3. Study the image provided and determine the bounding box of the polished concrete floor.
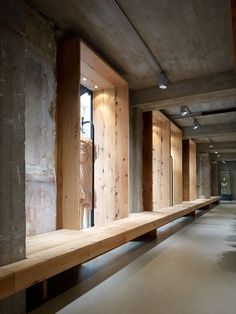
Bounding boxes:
[31,203,236,314]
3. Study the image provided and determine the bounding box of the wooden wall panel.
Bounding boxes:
[93,85,129,226]
[142,112,153,211]
[152,111,171,210]
[189,140,197,200]
[183,139,197,201]
[171,123,183,205]
[57,38,81,229]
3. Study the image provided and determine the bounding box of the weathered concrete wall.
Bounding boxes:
[0,1,26,312]
[25,7,56,235]
[197,152,211,199]
[211,161,219,196]
[129,106,143,212]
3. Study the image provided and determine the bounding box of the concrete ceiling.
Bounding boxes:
[31,0,236,153]
[31,0,234,89]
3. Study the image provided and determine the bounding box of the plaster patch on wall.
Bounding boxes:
[25,6,56,236]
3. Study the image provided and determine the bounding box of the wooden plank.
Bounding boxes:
[142,112,153,211]
[93,85,129,225]
[183,139,197,201]
[0,197,220,300]
[183,139,190,201]
[0,269,15,300]
[171,123,183,205]
[57,38,81,229]
[189,140,197,200]
[80,41,126,88]
[115,85,129,218]
[93,89,116,225]
[81,60,113,91]
[152,111,171,210]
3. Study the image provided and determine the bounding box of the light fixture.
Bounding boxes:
[192,118,200,130]
[159,71,168,89]
[94,85,98,89]
[82,77,87,81]
[217,154,221,158]
[180,106,188,116]
[214,151,218,154]
[209,143,213,148]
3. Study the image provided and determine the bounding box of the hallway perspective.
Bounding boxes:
[31,203,236,314]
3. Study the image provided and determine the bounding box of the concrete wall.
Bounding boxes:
[197,152,211,199]
[25,7,57,236]
[129,107,143,212]
[219,161,236,200]
[0,1,26,312]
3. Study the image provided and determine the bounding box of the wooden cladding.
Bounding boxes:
[93,85,129,225]
[171,123,183,205]
[57,39,129,229]
[143,111,183,211]
[57,38,81,229]
[152,111,171,210]
[183,139,197,201]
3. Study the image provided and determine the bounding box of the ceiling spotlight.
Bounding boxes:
[217,154,221,158]
[94,85,98,89]
[82,77,87,81]
[180,106,188,116]
[214,151,218,154]
[159,71,168,89]
[209,143,213,148]
[192,118,200,130]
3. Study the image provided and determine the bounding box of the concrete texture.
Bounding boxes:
[129,107,143,213]
[30,203,236,314]
[197,153,211,199]
[0,0,26,312]
[211,161,219,196]
[30,0,234,89]
[219,161,236,200]
[25,6,57,236]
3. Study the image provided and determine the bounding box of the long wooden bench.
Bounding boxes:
[0,196,219,300]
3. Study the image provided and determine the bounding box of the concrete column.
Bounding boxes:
[0,1,26,313]
[211,161,219,196]
[129,106,143,212]
[198,153,211,199]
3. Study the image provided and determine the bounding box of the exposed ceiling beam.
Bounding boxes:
[210,152,236,161]
[169,107,236,120]
[182,122,236,139]
[197,142,236,152]
[132,71,236,110]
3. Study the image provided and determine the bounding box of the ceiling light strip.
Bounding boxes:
[111,0,165,75]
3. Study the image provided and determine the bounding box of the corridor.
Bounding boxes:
[31,203,236,314]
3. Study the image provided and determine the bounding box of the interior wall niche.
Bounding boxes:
[143,111,175,211]
[183,139,197,201]
[142,112,153,211]
[57,39,129,229]
[171,123,183,205]
[218,161,236,200]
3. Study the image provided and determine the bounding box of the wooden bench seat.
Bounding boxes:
[0,196,220,300]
